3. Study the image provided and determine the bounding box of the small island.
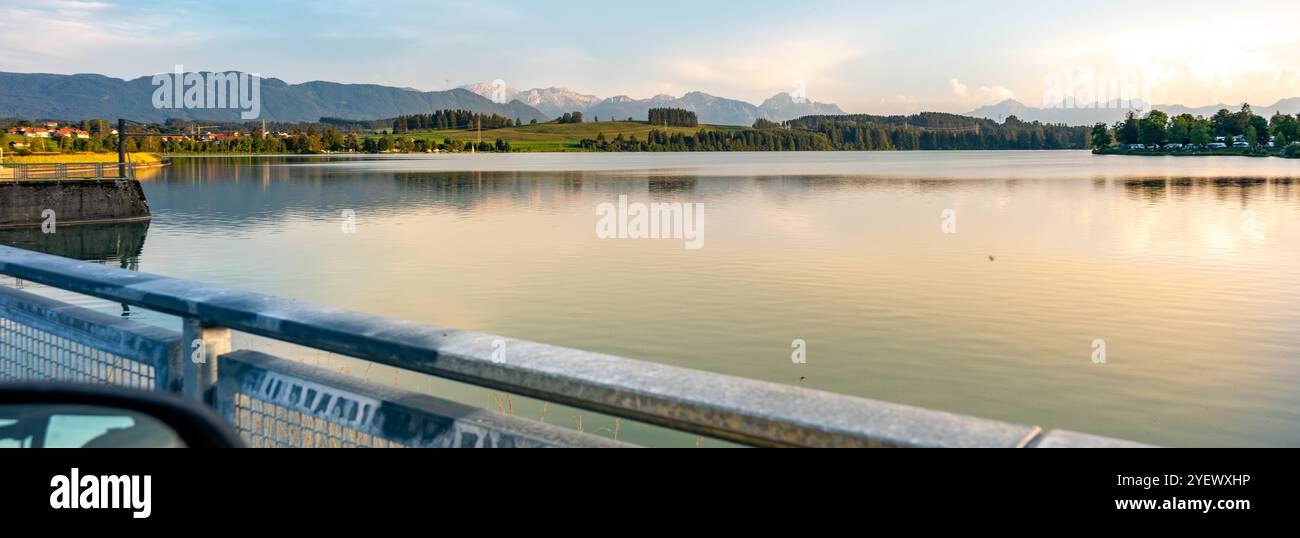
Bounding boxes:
[1090,104,1300,159]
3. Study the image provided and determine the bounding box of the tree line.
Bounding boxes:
[580,128,833,151]
[0,122,516,156]
[648,108,699,127]
[788,113,1089,150]
[390,110,520,132]
[577,113,1089,152]
[1092,104,1300,150]
[0,113,528,156]
[2,110,1097,156]
[557,111,584,124]
[767,113,1088,150]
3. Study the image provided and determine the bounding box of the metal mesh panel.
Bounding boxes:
[0,316,156,389]
[230,394,404,448]
[0,162,133,180]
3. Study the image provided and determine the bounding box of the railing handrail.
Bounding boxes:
[0,162,137,181]
[1,162,110,166]
[0,244,1151,447]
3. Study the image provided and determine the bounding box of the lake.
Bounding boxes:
[4,151,1299,447]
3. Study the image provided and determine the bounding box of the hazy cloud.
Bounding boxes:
[949,78,1017,107]
[667,37,865,104]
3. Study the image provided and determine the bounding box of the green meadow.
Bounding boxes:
[368,121,749,152]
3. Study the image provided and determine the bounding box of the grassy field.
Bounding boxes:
[374,121,748,152]
[3,152,164,164]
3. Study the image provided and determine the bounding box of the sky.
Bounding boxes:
[2,0,1298,114]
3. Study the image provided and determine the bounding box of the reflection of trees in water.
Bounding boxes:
[0,220,148,269]
[1210,179,1269,207]
[154,162,722,225]
[1122,177,1290,206]
[392,171,564,212]
[755,175,1007,206]
[1123,179,1168,204]
[647,177,698,196]
[154,160,1300,228]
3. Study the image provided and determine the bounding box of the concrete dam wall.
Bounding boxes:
[0,180,151,229]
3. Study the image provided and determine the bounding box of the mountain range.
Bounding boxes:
[460,82,844,125]
[0,72,548,124]
[0,71,845,126]
[22,70,1291,128]
[967,98,1300,126]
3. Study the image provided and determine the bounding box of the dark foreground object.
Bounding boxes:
[0,382,243,448]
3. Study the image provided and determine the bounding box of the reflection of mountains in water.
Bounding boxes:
[0,220,148,267]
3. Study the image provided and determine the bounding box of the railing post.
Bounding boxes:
[118,118,127,179]
[180,317,231,405]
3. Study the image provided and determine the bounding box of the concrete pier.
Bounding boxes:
[0,179,152,229]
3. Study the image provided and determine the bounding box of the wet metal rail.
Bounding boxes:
[0,162,137,182]
[0,245,1153,448]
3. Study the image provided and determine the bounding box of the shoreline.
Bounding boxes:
[2,152,165,165]
[27,148,1098,159]
[1094,147,1298,159]
[9,148,1300,162]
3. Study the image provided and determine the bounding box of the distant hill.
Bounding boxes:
[462,82,844,125]
[968,98,1300,126]
[756,93,837,120]
[0,72,550,123]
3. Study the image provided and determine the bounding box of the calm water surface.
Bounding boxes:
[5,151,1299,447]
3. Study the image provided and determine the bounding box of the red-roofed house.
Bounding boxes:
[201,131,243,144]
[53,128,91,139]
[10,127,52,138]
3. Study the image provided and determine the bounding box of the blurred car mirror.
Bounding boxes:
[0,383,244,448]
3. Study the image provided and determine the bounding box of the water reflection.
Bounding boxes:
[155,156,1300,227]
[0,220,148,268]
[0,220,149,318]
[5,152,1300,447]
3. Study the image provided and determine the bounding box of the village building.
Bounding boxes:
[52,128,91,139]
[7,127,52,138]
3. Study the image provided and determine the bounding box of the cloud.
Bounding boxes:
[1171,48,1300,105]
[878,95,920,114]
[0,3,183,71]
[1025,14,1300,108]
[665,37,865,102]
[949,78,1016,105]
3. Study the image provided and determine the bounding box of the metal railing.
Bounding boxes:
[0,245,1153,448]
[0,162,136,182]
[0,285,174,390]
